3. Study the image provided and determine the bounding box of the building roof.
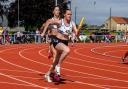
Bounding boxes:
[111,16,128,24]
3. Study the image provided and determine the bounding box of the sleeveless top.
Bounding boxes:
[59,19,73,36]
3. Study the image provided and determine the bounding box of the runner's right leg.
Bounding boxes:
[122,51,128,63]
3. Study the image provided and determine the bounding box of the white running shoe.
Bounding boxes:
[44,73,52,82]
[55,66,60,75]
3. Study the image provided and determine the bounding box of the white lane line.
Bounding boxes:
[103,50,127,55]
[0,47,27,53]
[68,55,128,70]
[65,61,128,75]
[38,49,128,83]
[75,47,128,70]
[1,71,128,89]
[3,44,127,88]
[0,57,42,74]
[91,45,128,59]
[38,48,128,75]
[0,69,38,74]
[74,81,128,89]
[0,81,38,87]
[0,69,43,79]
[69,44,128,69]
[0,47,42,74]
[3,69,127,83]
[0,47,57,89]
[0,70,57,89]
[75,48,117,63]
[74,81,106,89]
[19,45,128,71]
[39,48,128,75]
[5,74,42,80]
[101,85,128,89]
[0,68,117,81]
[8,44,128,89]
[19,48,50,66]
[19,47,107,88]
[103,50,127,59]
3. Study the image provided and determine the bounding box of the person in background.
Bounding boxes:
[35,28,41,44]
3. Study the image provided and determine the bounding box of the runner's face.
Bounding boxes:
[65,10,72,21]
[53,7,60,17]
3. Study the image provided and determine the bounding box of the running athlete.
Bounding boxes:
[44,9,78,82]
[121,32,128,63]
[122,51,128,63]
[41,6,61,61]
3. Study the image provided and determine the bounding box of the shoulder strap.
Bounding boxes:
[61,19,64,26]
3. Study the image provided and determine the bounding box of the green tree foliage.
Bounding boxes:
[8,0,68,31]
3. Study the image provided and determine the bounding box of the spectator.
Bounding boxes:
[35,28,41,44]
[0,26,3,44]
[2,28,10,44]
[89,33,96,43]
[16,31,23,44]
[125,32,128,44]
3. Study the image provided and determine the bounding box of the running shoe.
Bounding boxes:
[121,57,126,64]
[122,57,125,62]
[44,73,52,82]
[55,65,60,75]
[49,72,61,82]
[53,73,60,82]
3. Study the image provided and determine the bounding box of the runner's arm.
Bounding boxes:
[72,21,78,36]
[41,19,51,37]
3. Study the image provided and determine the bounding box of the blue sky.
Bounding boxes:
[71,0,128,25]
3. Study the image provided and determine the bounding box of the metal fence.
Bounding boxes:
[0,34,127,45]
[78,34,127,43]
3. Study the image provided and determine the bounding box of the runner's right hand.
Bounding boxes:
[41,33,45,37]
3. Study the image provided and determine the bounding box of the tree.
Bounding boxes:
[8,0,68,31]
[0,0,8,2]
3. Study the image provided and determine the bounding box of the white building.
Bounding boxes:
[105,16,128,31]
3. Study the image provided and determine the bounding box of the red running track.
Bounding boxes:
[0,43,128,89]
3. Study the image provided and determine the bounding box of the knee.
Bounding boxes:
[53,50,57,57]
[64,47,70,54]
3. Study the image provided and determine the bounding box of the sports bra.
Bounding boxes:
[49,17,59,31]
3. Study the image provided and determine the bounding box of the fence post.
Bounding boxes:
[115,35,118,43]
